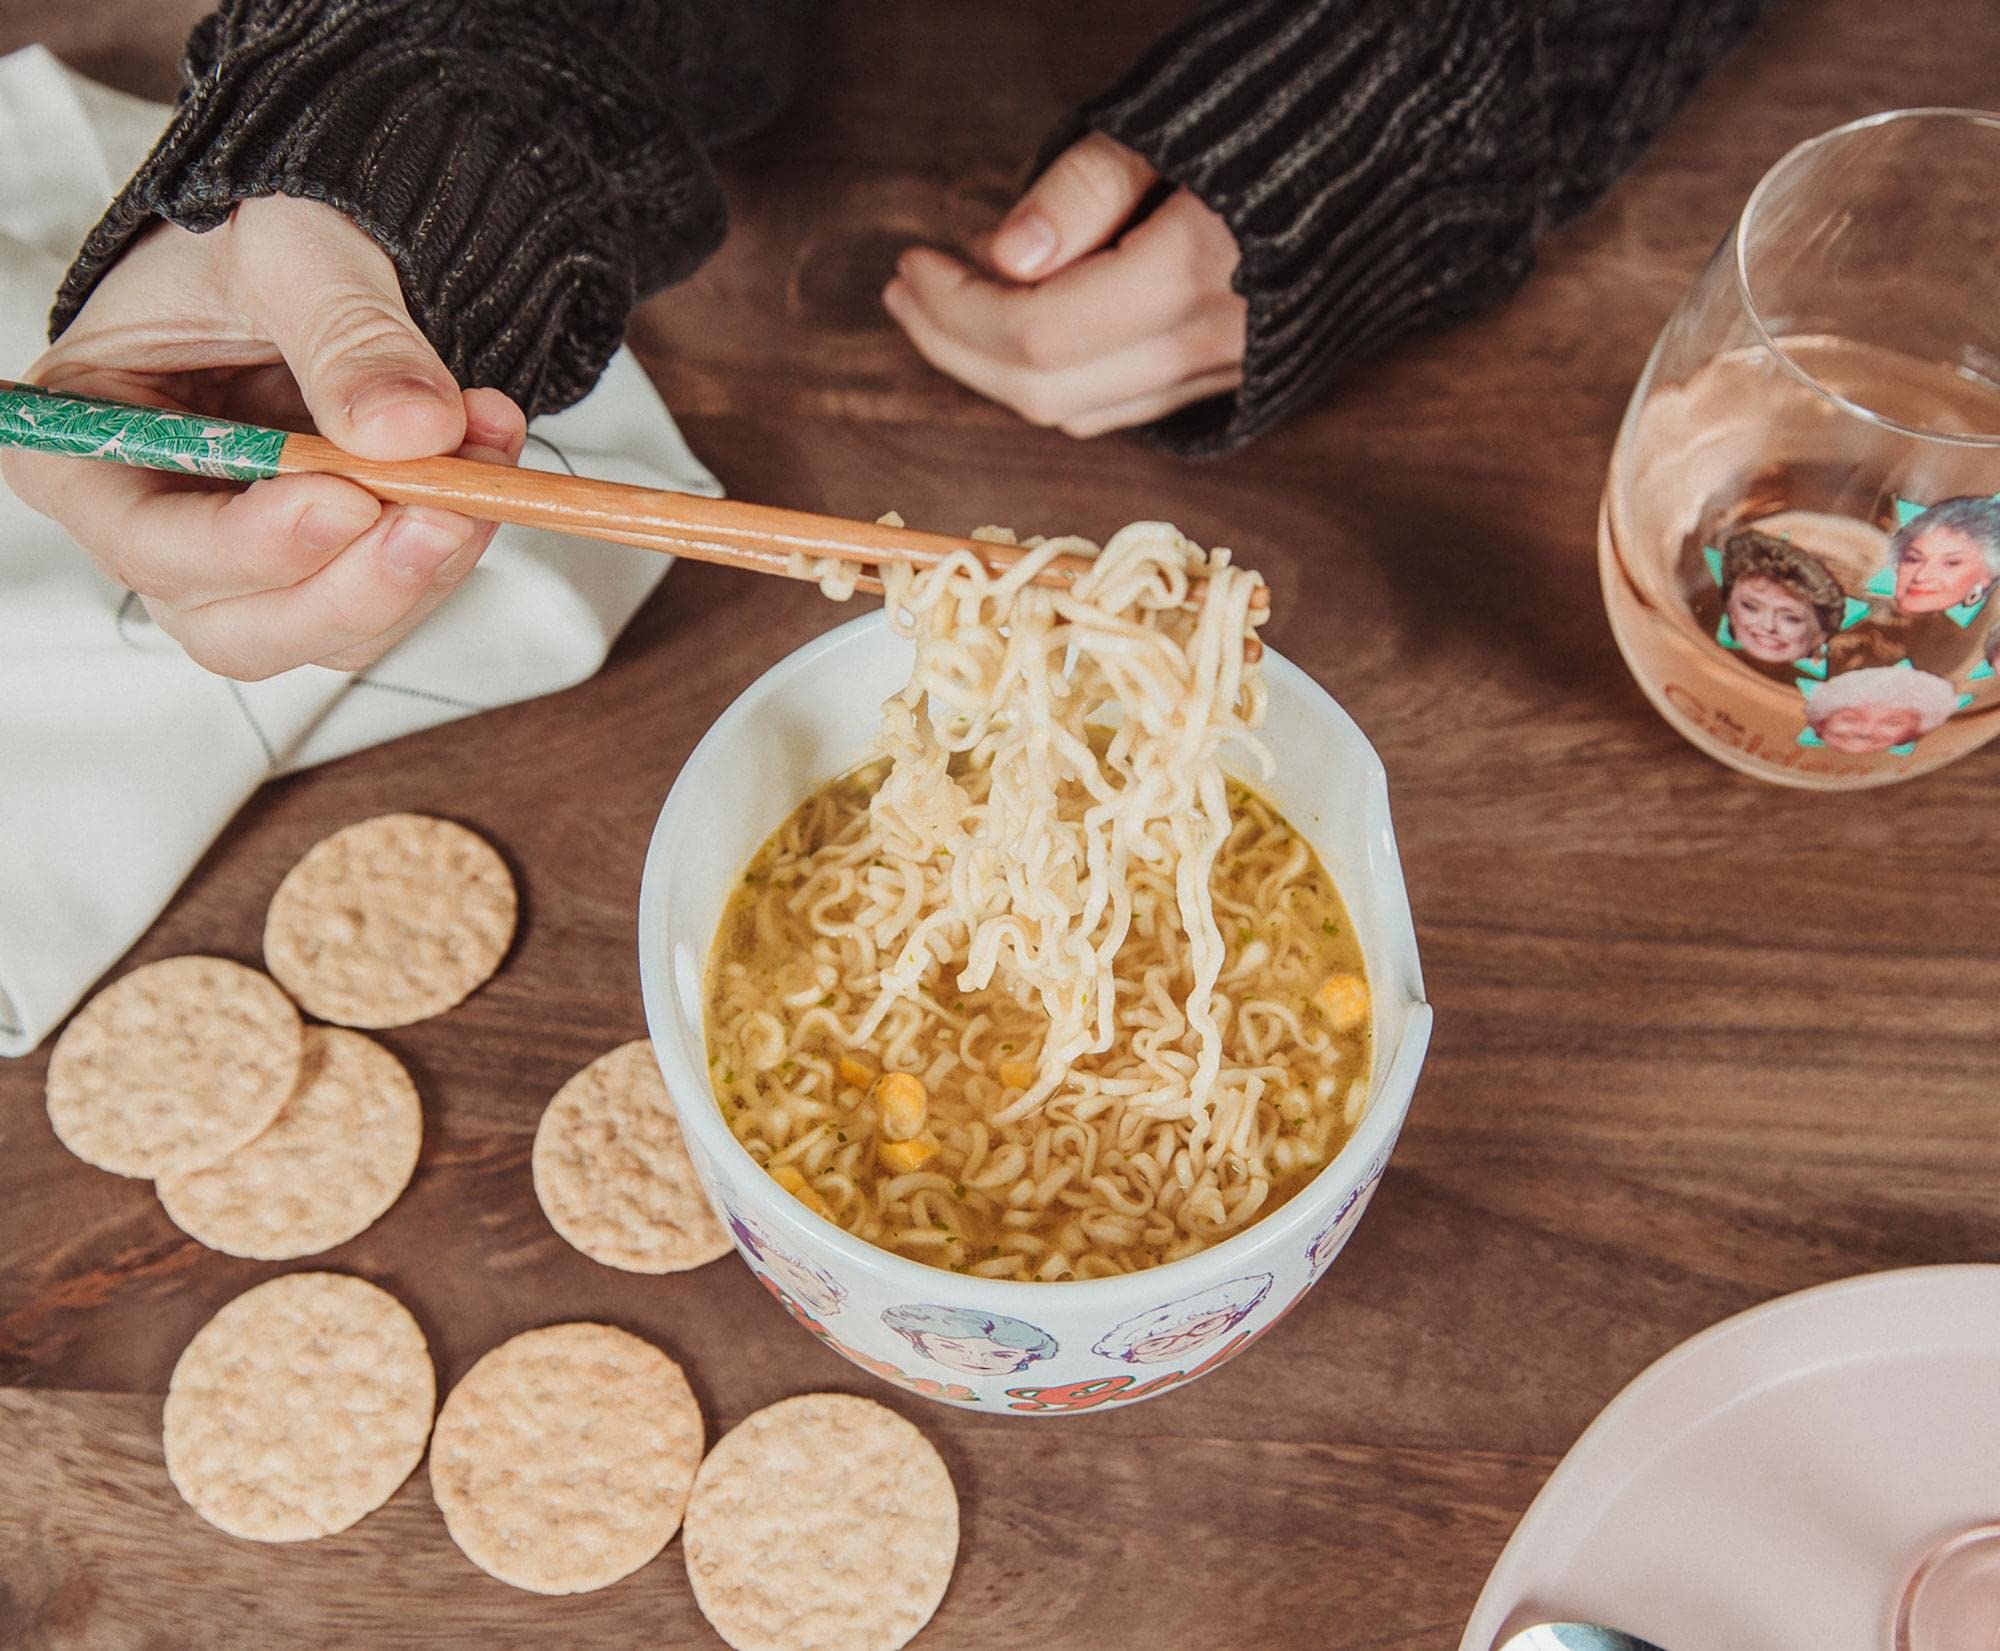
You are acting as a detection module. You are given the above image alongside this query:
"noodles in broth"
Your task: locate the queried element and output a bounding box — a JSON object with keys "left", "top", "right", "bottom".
{"left": 707, "top": 523, "right": 1371, "bottom": 1279}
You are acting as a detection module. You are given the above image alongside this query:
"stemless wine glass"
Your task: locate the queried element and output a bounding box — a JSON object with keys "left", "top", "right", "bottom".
{"left": 1600, "top": 109, "right": 2000, "bottom": 788}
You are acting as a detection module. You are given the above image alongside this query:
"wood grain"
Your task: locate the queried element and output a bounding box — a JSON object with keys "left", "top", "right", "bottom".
{"left": 6, "top": 0, "right": 2000, "bottom": 1646}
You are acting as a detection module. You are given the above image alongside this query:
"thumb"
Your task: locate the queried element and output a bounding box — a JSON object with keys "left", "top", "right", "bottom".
{"left": 232, "top": 196, "right": 466, "bottom": 460}
{"left": 992, "top": 133, "right": 1160, "bottom": 281}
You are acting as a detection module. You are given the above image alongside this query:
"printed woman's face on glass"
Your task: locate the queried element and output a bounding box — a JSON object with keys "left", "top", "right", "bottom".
{"left": 1726, "top": 574, "right": 1825, "bottom": 662}
{"left": 1815, "top": 703, "right": 1926, "bottom": 755}
{"left": 1894, "top": 526, "right": 1990, "bottom": 614}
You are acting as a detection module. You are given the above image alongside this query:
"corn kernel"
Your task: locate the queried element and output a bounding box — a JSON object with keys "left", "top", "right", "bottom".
{"left": 877, "top": 1134, "right": 939, "bottom": 1173}
{"left": 837, "top": 1053, "right": 875, "bottom": 1089}
{"left": 873, "top": 1071, "right": 927, "bottom": 1141}
{"left": 770, "top": 1163, "right": 835, "bottom": 1221}
{"left": 998, "top": 1060, "right": 1037, "bottom": 1091}
{"left": 1314, "top": 973, "right": 1370, "bottom": 1032}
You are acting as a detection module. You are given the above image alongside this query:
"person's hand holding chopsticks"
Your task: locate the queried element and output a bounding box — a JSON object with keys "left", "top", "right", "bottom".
{"left": 3, "top": 195, "right": 523, "bottom": 680}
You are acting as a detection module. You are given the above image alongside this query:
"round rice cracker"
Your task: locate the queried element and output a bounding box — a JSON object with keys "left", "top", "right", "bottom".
{"left": 156, "top": 1027, "right": 423, "bottom": 1260}
{"left": 45, "top": 955, "right": 303, "bottom": 1179}
{"left": 164, "top": 1272, "right": 435, "bottom": 1542}
{"left": 532, "top": 1040, "right": 731, "bottom": 1273}
{"left": 429, "top": 1323, "right": 704, "bottom": 1595}
{"left": 685, "top": 1394, "right": 959, "bottom": 1651}
{"left": 263, "top": 813, "right": 516, "bottom": 1029}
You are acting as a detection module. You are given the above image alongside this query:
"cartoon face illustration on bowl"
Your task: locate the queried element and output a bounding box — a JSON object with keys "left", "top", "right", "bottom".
{"left": 727, "top": 1208, "right": 846, "bottom": 1318}
{"left": 881, "top": 1303, "right": 1059, "bottom": 1376}
{"left": 1306, "top": 1179, "right": 1377, "bottom": 1280}
{"left": 1092, "top": 1274, "right": 1274, "bottom": 1367}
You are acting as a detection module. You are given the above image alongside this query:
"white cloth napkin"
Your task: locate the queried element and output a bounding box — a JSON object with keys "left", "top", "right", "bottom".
{"left": 0, "top": 45, "right": 718, "bottom": 1058}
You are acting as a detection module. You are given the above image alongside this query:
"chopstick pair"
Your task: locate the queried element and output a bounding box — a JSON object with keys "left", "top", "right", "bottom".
{"left": 0, "top": 378, "right": 1267, "bottom": 642}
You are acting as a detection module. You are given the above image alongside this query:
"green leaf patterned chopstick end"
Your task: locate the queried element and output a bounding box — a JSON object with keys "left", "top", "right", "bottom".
{"left": 0, "top": 379, "right": 287, "bottom": 483}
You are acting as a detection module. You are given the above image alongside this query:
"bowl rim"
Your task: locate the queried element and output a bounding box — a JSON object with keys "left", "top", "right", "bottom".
{"left": 638, "top": 608, "right": 1432, "bottom": 1306}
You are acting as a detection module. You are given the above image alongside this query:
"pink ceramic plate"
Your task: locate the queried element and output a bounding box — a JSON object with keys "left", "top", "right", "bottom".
{"left": 1461, "top": 1266, "right": 2000, "bottom": 1651}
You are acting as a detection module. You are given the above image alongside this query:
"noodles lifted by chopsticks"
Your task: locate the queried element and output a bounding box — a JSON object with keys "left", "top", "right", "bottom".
{"left": 718, "top": 522, "right": 1371, "bottom": 1278}
{"left": 836, "top": 521, "right": 1271, "bottom": 1131}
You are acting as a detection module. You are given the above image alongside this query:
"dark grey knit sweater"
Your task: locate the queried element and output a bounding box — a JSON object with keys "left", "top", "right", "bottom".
{"left": 51, "top": 0, "right": 1773, "bottom": 457}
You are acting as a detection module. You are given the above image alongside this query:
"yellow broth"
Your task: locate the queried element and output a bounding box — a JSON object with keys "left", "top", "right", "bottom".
{"left": 703, "top": 762, "right": 1371, "bottom": 1279}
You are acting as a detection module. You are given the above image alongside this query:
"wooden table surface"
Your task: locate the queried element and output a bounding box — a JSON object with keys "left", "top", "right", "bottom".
{"left": 6, "top": 3, "right": 2000, "bottom": 1647}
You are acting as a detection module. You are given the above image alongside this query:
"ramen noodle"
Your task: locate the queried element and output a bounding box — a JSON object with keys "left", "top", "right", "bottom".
{"left": 707, "top": 523, "right": 1371, "bottom": 1279}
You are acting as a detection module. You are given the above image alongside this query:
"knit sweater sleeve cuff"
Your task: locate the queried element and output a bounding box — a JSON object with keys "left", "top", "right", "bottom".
{"left": 50, "top": 4, "right": 729, "bottom": 417}
{"left": 1041, "top": 0, "right": 1545, "bottom": 458}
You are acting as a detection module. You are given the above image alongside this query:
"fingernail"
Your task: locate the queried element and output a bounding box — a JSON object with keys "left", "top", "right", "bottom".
{"left": 349, "top": 375, "right": 450, "bottom": 430}
{"left": 463, "top": 391, "right": 522, "bottom": 445}
{"left": 300, "top": 499, "right": 378, "bottom": 551}
{"left": 881, "top": 278, "right": 908, "bottom": 313}
{"left": 994, "top": 210, "right": 1056, "bottom": 276}
{"left": 383, "top": 509, "right": 472, "bottom": 577}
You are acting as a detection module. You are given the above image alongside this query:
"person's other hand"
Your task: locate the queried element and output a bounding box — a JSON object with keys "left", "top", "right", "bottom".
{"left": 2, "top": 196, "right": 524, "bottom": 680}
{"left": 881, "top": 134, "right": 1246, "bottom": 439}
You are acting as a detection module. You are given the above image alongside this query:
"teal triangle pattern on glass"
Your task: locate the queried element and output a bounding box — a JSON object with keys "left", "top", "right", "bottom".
{"left": 1866, "top": 566, "right": 1898, "bottom": 598}
{"left": 1957, "top": 692, "right": 1976, "bottom": 710}
{"left": 1795, "top": 654, "right": 1828, "bottom": 681}
{"left": 1797, "top": 676, "right": 1820, "bottom": 699}
{"left": 1890, "top": 740, "right": 1917, "bottom": 755}
{"left": 0, "top": 381, "right": 286, "bottom": 483}
{"left": 1971, "top": 660, "right": 1997, "bottom": 682}
{"left": 1841, "top": 596, "right": 1871, "bottom": 631}
{"left": 1702, "top": 544, "right": 1724, "bottom": 586}
{"left": 1797, "top": 726, "right": 1824, "bottom": 747}
{"left": 1943, "top": 595, "right": 1987, "bottom": 629}
{"left": 1715, "top": 614, "right": 1742, "bottom": 651}
{"left": 1894, "top": 496, "right": 1925, "bottom": 528}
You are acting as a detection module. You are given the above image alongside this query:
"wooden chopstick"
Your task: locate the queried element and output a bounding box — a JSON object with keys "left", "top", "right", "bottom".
{"left": 282, "top": 432, "right": 1104, "bottom": 595}
{"left": 0, "top": 380, "right": 1269, "bottom": 636}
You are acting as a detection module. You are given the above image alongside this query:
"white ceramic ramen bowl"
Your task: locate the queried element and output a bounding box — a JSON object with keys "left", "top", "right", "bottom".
{"left": 639, "top": 610, "right": 1431, "bottom": 1416}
